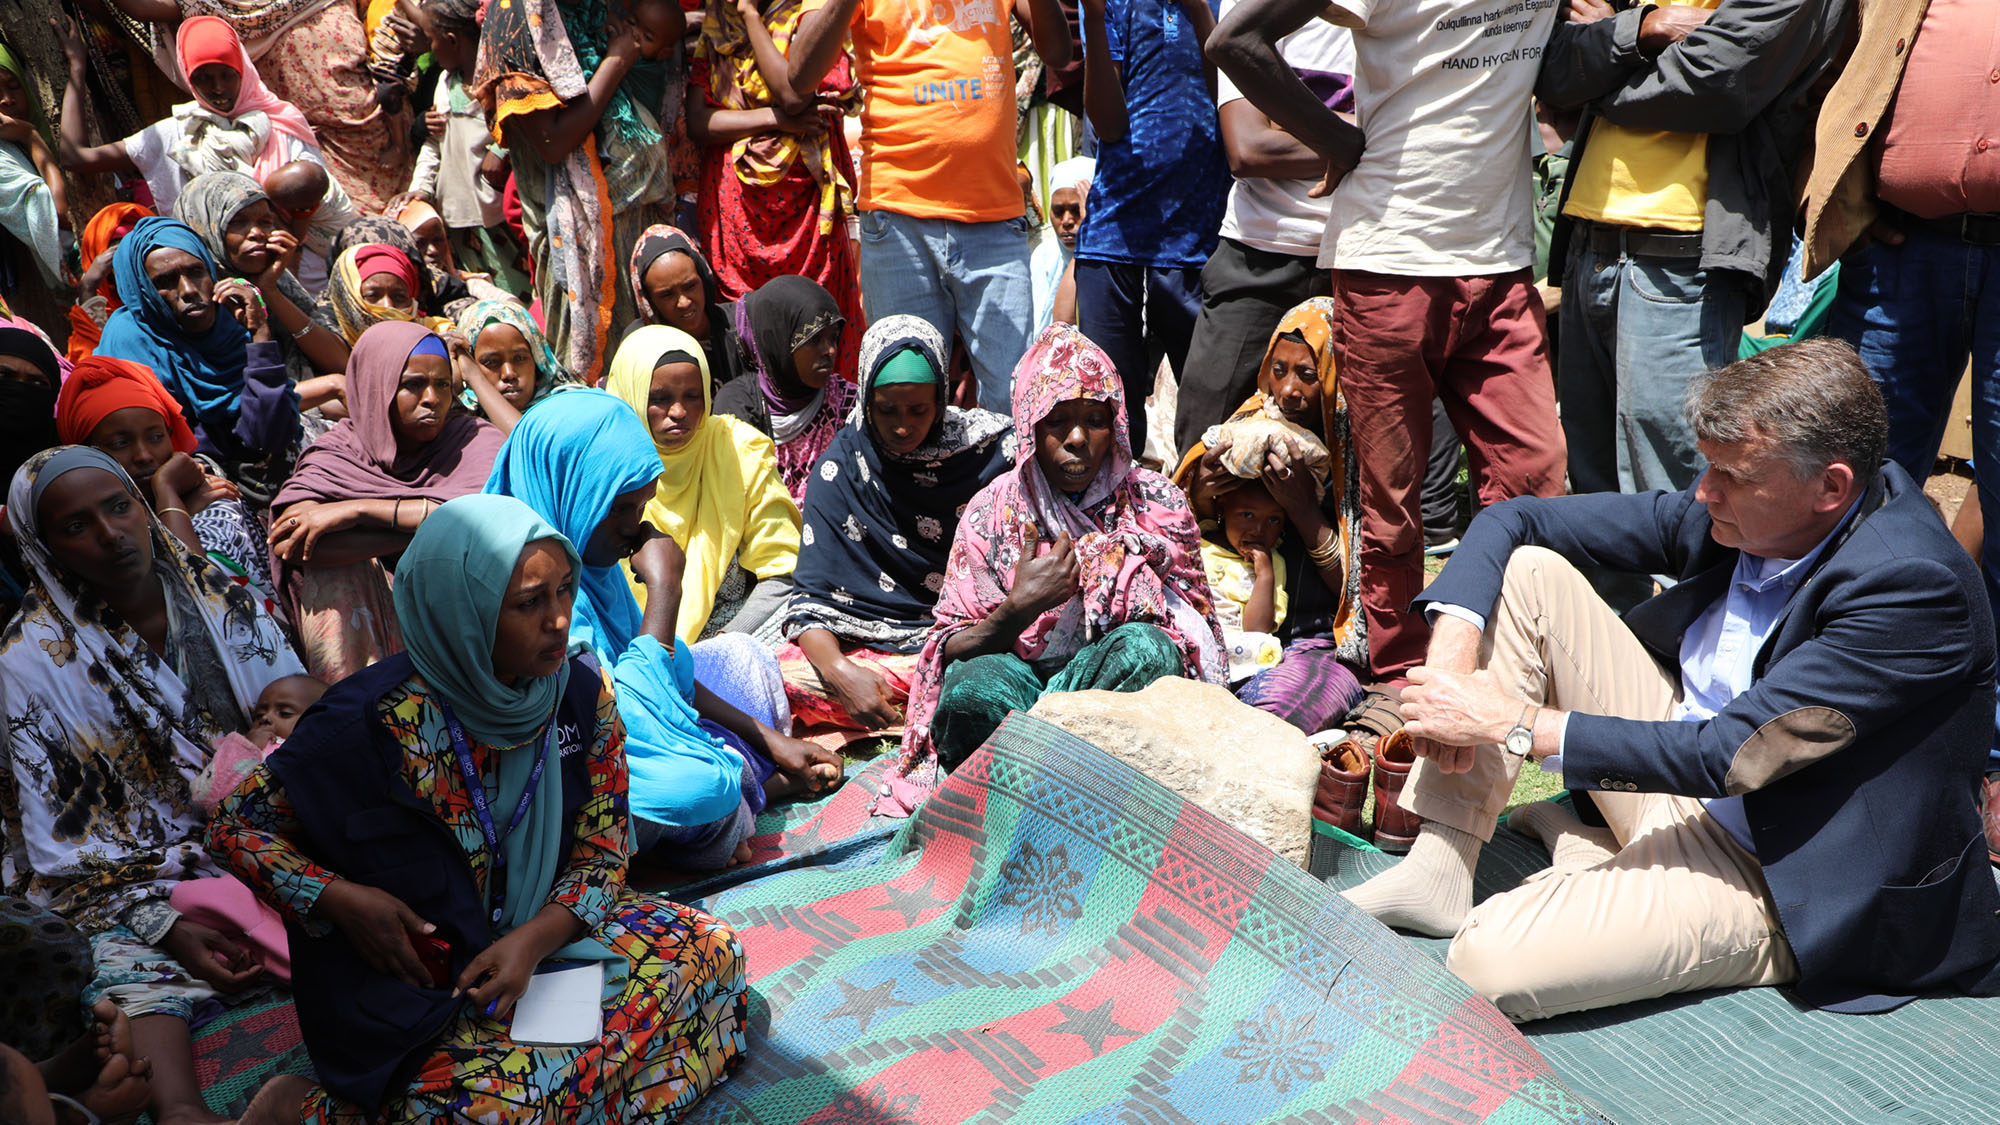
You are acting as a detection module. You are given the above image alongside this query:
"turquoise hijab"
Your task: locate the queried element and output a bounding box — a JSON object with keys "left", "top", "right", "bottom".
{"left": 484, "top": 389, "right": 745, "bottom": 829}
{"left": 393, "top": 494, "right": 579, "bottom": 934}
{"left": 484, "top": 388, "right": 661, "bottom": 661}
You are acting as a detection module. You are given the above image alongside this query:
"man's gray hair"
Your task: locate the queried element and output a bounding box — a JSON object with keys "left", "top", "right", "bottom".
{"left": 1682, "top": 338, "right": 1888, "bottom": 482}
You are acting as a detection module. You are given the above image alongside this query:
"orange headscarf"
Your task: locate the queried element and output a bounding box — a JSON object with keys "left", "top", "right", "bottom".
{"left": 68, "top": 203, "right": 155, "bottom": 363}
{"left": 55, "top": 356, "right": 200, "bottom": 453}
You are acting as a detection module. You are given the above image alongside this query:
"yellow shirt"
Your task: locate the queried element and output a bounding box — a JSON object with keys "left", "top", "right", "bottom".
{"left": 1562, "top": 0, "right": 1721, "bottom": 232}
{"left": 1200, "top": 537, "right": 1287, "bottom": 633}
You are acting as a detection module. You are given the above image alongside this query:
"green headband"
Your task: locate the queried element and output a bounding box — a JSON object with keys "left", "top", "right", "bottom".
{"left": 874, "top": 347, "right": 939, "bottom": 388}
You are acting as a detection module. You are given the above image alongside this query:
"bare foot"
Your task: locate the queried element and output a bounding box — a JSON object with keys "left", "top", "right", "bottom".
{"left": 237, "top": 1074, "right": 313, "bottom": 1125}
{"left": 765, "top": 734, "right": 843, "bottom": 800}
{"left": 82, "top": 1050, "right": 153, "bottom": 1125}
{"left": 727, "top": 840, "right": 754, "bottom": 868}
{"left": 80, "top": 999, "right": 151, "bottom": 1125}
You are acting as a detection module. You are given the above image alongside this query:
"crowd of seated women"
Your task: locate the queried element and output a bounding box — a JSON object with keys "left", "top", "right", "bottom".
{"left": 0, "top": 22, "right": 1374, "bottom": 1118}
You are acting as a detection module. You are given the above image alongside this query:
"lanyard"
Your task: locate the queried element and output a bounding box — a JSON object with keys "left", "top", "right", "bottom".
{"left": 443, "top": 703, "right": 554, "bottom": 927}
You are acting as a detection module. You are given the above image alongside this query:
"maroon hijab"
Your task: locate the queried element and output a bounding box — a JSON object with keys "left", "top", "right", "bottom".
{"left": 276, "top": 321, "right": 502, "bottom": 508}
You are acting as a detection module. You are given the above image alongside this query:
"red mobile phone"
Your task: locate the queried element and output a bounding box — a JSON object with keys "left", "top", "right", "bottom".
{"left": 412, "top": 932, "right": 452, "bottom": 988}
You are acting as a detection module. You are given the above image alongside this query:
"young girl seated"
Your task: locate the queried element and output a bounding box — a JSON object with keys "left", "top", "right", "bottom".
{"left": 1202, "top": 478, "right": 1289, "bottom": 677}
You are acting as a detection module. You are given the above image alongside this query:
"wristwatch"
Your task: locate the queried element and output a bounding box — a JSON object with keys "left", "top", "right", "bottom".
{"left": 1503, "top": 702, "right": 1538, "bottom": 759}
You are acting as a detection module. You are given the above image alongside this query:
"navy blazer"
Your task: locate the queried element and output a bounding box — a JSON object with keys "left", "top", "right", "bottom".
{"left": 1416, "top": 463, "right": 2000, "bottom": 1012}
{"left": 257, "top": 653, "right": 602, "bottom": 1110}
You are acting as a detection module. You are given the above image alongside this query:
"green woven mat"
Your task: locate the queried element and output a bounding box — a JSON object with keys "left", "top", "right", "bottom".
{"left": 1312, "top": 817, "right": 2000, "bottom": 1124}
{"left": 684, "top": 715, "right": 1611, "bottom": 1124}
{"left": 185, "top": 991, "right": 313, "bottom": 1117}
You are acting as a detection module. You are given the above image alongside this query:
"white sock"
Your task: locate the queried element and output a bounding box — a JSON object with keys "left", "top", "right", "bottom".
{"left": 1507, "top": 800, "right": 1618, "bottom": 875}
{"left": 1339, "top": 821, "right": 1481, "bottom": 937}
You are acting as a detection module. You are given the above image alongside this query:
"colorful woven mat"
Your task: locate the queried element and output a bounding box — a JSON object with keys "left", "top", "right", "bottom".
{"left": 187, "top": 992, "right": 313, "bottom": 1116}
{"left": 1315, "top": 810, "right": 2000, "bottom": 1124}
{"left": 683, "top": 713, "right": 1609, "bottom": 1124}
{"left": 634, "top": 755, "right": 906, "bottom": 901}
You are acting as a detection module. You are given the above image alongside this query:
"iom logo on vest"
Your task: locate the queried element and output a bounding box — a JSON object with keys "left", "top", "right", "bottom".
{"left": 558, "top": 721, "right": 584, "bottom": 758}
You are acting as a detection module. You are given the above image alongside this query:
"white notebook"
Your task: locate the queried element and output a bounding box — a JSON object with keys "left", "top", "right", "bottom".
{"left": 510, "top": 961, "right": 604, "bottom": 1046}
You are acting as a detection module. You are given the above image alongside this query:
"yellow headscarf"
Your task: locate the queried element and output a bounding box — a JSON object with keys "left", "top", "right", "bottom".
{"left": 606, "top": 324, "right": 801, "bottom": 639}
{"left": 328, "top": 244, "right": 452, "bottom": 345}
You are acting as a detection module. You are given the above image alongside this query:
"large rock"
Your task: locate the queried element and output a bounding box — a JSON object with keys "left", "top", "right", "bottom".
{"left": 1027, "top": 678, "right": 1318, "bottom": 867}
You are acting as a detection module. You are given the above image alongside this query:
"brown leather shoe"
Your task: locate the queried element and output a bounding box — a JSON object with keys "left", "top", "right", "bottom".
{"left": 1983, "top": 773, "right": 2000, "bottom": 866}
{"left": 1372, "top": 728, "right": 1425, "bottom": 854}
{"left": 1312, "top": 738, "right": 1371, "bottom": 837}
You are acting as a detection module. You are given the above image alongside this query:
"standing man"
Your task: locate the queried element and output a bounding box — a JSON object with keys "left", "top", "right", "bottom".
{"left": 788, "top": 0, "right": 1074, "bottom": 416}
{"left": 1211, "top": 0, "right": 1568, "bottom": 686}
{"left": 1539, "top": 0, "right": 1851, "bottom": 502}
{"left": 1804, "top": 0, "right": 2000, "bottom": 857}
{"left": 1172, "top": 3, "right": 1352, "bottom": 458}
{"left": 1074, "top": 0, "right": 1234, "bottom": 441}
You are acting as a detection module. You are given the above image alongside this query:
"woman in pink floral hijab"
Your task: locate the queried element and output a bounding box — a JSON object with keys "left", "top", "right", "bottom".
{"left": 894, "top": 325, "right": 1224, "bottom": 788}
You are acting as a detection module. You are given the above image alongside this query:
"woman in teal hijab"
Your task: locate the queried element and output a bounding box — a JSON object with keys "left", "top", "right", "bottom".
{"left": 483, "top": 389, "right": 842, "bottom": 870}
{"left": 207, "top": 494, "right": 750, "bottom": 1121}
{"left": 455, "top": 298, "right": 580, "bottom": 431}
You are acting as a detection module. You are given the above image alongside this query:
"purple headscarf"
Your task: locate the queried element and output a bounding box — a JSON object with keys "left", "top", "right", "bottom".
{"left": 275, "top": 321, "right": 503, "bottom": 509}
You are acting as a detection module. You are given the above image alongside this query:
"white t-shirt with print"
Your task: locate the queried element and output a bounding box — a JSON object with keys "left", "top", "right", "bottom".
{"left": 1318, "top": 0, "right": 1557, "bottom": 275}
{"left": 122, "top": 117, "right": 319, "bottom": 218}
{"left": 1215, "top": 0, "right": 1354, "bottom": 258}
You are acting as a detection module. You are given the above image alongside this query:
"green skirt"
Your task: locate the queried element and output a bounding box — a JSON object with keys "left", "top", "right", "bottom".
{"left": 931, "top": 622, "right": 1184, "bottom": 770}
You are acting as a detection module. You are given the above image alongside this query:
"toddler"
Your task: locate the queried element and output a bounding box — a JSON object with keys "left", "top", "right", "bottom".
{"left": 262, "top": 159, "right": 359, "bottom": 295}
{"left": 1201, "top": 480, "right": 1288, "bottom": 681}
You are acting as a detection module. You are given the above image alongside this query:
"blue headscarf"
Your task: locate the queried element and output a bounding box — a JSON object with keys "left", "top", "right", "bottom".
{"left": 484, "top": 389, "right": 661, "bottom": 661}
{"left": 95, "top": 217, "right": 253, "bottom": 439}
{"left": 483, "top": 389, "right": 745, "bottom": 829}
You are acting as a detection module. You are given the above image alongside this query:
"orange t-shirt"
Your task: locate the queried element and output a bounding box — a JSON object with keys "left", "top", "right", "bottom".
{"left": 804, "top": 0, "right": 1023, "bottom": 221}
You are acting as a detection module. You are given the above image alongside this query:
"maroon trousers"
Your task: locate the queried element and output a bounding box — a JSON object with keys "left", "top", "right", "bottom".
{"left": 1331, "top": 268, "right": 1567, "bottom": 682}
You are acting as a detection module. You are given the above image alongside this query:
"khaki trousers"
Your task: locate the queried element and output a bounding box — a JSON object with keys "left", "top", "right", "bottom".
{"left": 1403, "top": 547, "right": 1799, "bottom": 1021}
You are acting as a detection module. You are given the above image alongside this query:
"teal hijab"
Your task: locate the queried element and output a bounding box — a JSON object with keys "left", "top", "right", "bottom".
{"left": 393, "top": 494, "right": 579, "bottom": 934}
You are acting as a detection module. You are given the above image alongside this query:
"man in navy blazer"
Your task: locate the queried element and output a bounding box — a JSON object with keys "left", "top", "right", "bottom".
{"left": 1339, "top": 338, "right": 2000, "bottom": 1020}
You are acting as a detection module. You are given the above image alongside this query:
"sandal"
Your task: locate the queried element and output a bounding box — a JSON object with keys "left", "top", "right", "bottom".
{"left": 1342, "top": 686, "right": 1405, "bottom": 757}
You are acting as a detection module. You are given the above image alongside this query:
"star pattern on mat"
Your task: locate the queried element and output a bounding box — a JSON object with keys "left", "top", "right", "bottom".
{"left": 1045, "top": 997, "right": 1142, "bottom": 1056}
{"left": 871, "top": 877, "right": 939, "bottom": 926}
{"left": 823, "top": 978, "right": 913, "bottom": 1034}
{"left": 818, "top": 1080, "right": 921, "bottom": 1125}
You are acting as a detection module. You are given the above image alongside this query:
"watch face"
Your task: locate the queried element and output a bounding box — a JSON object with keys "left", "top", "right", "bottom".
{"left": 1505, "top": 729, "right": 1531, "bottom": 757}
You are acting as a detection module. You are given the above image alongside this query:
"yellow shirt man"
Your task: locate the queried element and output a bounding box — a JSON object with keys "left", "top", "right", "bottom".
{"left": 1562, "top": 0, "right": 1723, "bottom": 232}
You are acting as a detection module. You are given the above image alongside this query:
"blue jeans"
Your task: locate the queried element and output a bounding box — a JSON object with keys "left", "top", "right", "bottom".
{"left": 1073, "top": 260, "right": 1203, "bottom": 445}
{"left": 857, "top": 208, "right": 1036, "bottom": 416}
{"left": 1559, "top": 226, "right": 1748, "bottom": 496}
{"left": 1831, "top": 226, "right": 2000, "bottom": 764}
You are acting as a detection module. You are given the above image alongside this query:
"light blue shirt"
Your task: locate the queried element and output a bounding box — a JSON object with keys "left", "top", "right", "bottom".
{"left": 1674, "top": 507, "right": 1854, "bottom": 854}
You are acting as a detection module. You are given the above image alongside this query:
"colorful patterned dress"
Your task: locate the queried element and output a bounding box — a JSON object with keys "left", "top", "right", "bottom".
{"left": 207, "top": 669, "right": 748, "bottom": 1122}
{"left": 690, "top": 0, "right": 862, "bottom": 368}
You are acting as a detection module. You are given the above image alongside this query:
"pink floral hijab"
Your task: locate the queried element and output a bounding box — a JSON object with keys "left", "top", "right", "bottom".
{"left": 897, "top": 325, "right": 1224, "bottom": 777}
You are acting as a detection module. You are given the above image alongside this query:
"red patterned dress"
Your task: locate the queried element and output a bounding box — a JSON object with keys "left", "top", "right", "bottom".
{"left": 691, "top": 0, "right": 863, "bottom": 380}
